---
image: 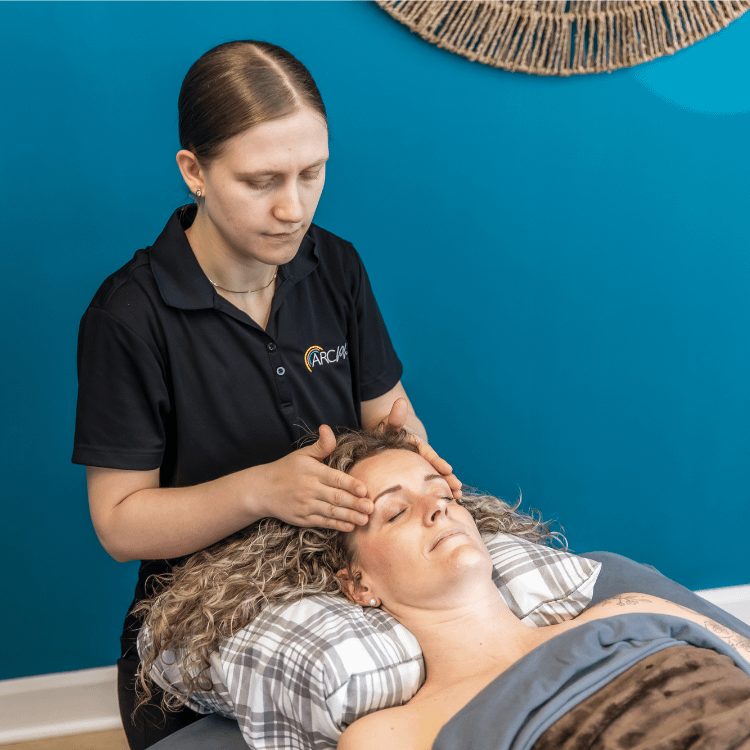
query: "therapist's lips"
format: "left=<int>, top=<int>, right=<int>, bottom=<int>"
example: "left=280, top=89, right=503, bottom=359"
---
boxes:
left=266, top=227, right=303, bottom=239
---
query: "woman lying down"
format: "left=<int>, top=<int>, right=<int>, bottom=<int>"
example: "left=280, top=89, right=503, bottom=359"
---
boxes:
left=135, top=428, right=750, bottom=750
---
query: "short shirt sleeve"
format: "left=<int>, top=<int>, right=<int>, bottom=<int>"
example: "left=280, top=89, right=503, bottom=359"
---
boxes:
left=72, top=306, right=170, bottom=470
left=351, top=248, right=403, bottom=401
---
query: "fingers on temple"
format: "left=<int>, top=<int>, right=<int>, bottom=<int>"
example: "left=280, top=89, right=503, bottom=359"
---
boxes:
left=440, top=470, right=460, bottom=487
left=309, top=514, right=356, bottom=532
left=323, top=466, right=367, bottom=498
left=417, top=442, right=453, bottom=475
left=323, top=491, right=370, bottom=524
left=446, top=474, right=463, bottom=498
left=413, top=442, right=461, bottom=496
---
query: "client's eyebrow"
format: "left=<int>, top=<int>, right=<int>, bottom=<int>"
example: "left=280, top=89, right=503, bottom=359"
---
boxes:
left=236, top=157, right=328, bottom=179
left=373, top=474, right=444, bottom=503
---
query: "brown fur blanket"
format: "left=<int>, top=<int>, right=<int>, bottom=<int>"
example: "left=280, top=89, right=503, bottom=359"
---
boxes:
left=533, top=644, right=750, bottom=749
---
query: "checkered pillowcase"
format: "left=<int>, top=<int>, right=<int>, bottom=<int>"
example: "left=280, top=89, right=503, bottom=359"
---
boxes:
left=139, top=533, right=601, bottom=749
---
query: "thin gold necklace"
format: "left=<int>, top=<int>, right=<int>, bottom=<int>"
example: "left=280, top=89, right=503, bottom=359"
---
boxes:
left=208, top=270, right=278, bottom=294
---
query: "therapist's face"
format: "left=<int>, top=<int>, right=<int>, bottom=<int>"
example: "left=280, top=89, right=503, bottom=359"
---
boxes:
left=178, top=107, right=329, bottom=266
left=339, top=449, right=492, bottom=614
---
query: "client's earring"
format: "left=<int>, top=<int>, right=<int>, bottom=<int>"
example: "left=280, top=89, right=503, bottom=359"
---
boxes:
left=369, top=598, right=378, bottom=607
left=195, top=187, right=203, bottom=198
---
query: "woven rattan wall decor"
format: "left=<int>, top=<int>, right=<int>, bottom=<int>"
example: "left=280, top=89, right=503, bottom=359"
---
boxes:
left=374, top=1, right=750, bottom=76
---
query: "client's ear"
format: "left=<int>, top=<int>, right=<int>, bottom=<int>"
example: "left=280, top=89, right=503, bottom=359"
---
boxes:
left=336, top=567, right=372, bottom=607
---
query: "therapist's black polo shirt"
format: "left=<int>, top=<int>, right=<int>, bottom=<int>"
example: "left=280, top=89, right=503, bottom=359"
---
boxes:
left=72, top=202, right=402, bottom=657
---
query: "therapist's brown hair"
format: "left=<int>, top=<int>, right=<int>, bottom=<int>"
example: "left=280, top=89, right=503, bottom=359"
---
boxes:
left=178, top=40, right=328, bottom=165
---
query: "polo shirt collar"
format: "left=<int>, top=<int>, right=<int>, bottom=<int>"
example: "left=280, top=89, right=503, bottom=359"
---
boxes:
left=150, top=203, right=318, bottom=311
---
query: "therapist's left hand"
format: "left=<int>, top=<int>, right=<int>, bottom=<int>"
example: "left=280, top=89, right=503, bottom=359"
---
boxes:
left=377, top=398, right=463, bottom=499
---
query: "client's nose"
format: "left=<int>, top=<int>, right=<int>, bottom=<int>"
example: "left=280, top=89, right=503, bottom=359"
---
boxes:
left=424, top=495, right=449, bottom=524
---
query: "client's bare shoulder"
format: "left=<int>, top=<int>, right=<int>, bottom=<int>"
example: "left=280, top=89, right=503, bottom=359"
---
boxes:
left=338, top=704, right=415, bottom=750
left=567, top=592, right=714, bottom=627
left=561, top=592, right=750, bottom=665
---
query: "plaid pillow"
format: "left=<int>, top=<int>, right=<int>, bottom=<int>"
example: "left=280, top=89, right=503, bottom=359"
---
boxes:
left=140, top=534, right=601, bottom=749
left=486, top=533, right=602, bottom=625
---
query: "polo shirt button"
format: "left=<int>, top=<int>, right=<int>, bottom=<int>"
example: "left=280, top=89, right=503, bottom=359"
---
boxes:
left=267, top=342, right=277, bottom=352
left=276, top=366, right=286, bottom=376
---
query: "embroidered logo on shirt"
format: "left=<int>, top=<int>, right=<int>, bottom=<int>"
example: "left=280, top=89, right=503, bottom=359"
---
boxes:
left=304, top=343, right=348, bottom=373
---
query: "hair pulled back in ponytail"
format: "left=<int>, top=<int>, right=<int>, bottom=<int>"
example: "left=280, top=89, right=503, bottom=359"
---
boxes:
left=178, top=40, right=328, bottom=166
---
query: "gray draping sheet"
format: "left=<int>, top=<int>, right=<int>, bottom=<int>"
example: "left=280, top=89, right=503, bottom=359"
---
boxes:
left=431, top=613, right=750, bottom=749
left=432, top=550, right=750, bottom=750
left=150, top=551, right=750, bottom=749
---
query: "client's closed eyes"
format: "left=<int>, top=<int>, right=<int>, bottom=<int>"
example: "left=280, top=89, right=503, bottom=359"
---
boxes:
left=388, top=496, right=455, bottom=523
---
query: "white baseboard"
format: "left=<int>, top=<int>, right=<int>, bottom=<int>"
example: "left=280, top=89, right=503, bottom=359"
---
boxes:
left=1, top=584, right=749, bottom=745
left=695, top=583, right=750, bottom=626
left=0, top=665, right=121, bottom=744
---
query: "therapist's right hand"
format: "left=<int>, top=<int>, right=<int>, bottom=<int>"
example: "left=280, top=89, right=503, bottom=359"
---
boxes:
left=256, top=424, right=373, bottom=532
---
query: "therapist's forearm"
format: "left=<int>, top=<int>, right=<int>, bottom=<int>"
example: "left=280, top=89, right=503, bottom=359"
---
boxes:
left=105, top=464, right=270, bottom=563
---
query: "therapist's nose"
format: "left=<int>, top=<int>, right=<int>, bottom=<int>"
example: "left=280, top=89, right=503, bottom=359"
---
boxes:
left=272, top=182, right=304, bottom=224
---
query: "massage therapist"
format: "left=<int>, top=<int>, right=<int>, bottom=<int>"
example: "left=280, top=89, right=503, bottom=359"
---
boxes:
left=71, top=40, right=461, bottom=750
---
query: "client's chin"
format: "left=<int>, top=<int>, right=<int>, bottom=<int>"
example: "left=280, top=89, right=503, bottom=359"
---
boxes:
left=433, top=535, right=493, bottom=575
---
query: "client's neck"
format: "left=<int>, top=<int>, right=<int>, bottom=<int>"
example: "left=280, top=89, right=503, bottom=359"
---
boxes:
left=392, top=577, right=541, bottom=695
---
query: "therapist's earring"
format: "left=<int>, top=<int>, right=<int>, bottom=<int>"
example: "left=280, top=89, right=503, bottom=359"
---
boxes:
left=194, top=187, right=203, bottom=198
left=369, top=598, right=378, bottom=607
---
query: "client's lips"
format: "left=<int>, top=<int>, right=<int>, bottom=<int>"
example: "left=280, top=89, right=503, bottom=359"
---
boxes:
left=429, top=529, right=464, bottom=551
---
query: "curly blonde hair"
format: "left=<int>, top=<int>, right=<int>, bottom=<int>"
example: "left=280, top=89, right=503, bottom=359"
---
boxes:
left=132, top=428, right=566, bottom=718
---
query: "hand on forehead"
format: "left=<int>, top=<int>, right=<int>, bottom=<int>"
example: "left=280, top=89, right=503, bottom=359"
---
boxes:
left=350, top=449, right=451, bottom=503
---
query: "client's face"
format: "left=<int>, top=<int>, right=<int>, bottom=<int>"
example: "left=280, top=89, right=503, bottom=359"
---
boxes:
left=340, top=449, right=493, bottom=613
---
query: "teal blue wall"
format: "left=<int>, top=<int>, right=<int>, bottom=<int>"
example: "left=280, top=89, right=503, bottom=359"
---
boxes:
left=1, top=1, right=748, bottom=680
